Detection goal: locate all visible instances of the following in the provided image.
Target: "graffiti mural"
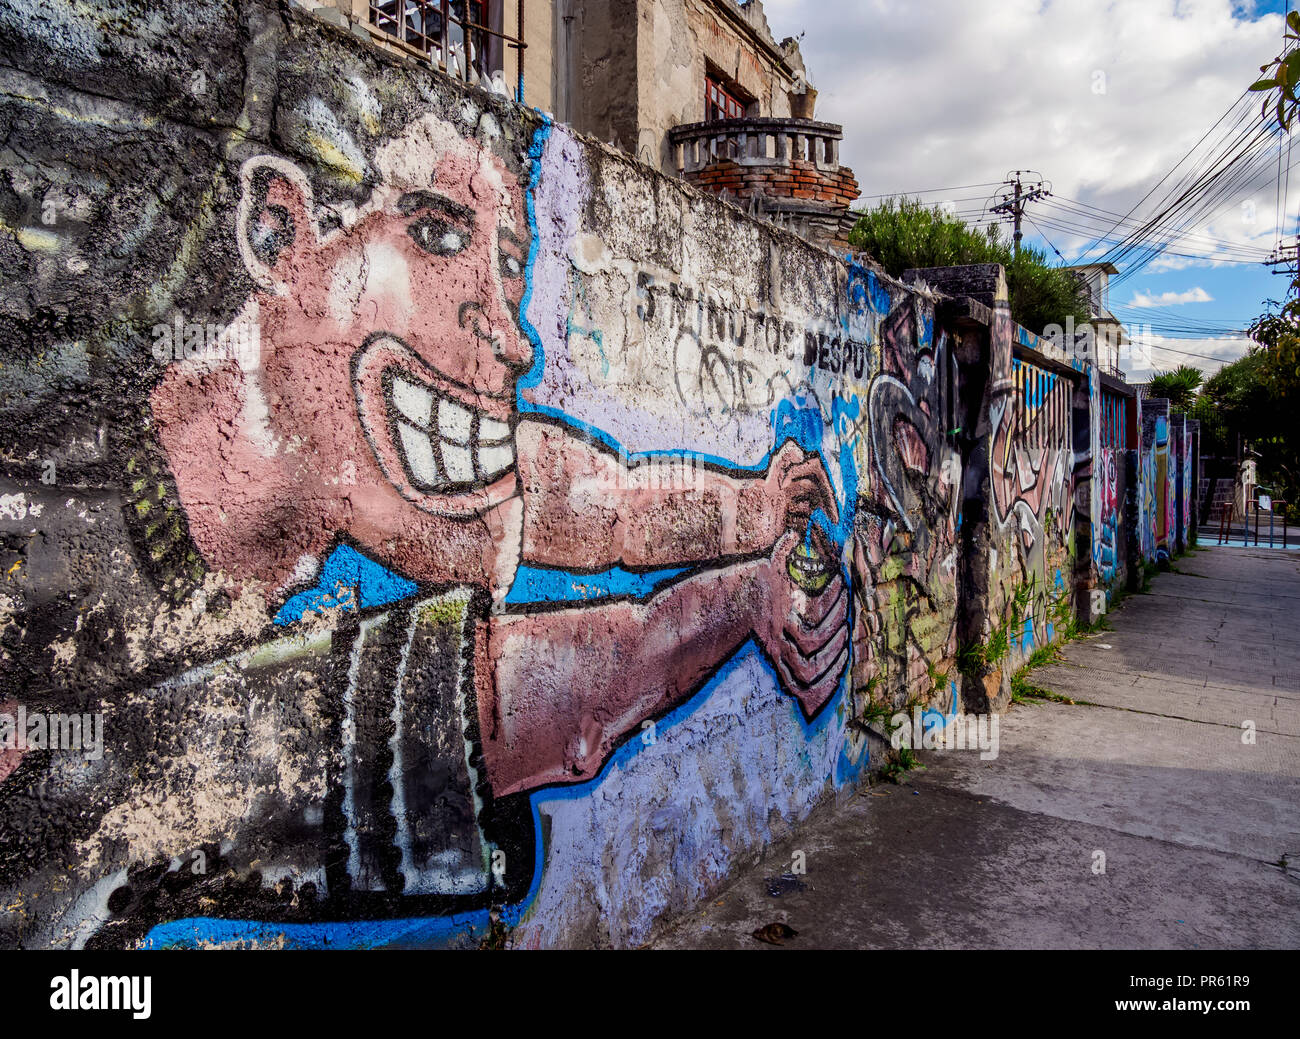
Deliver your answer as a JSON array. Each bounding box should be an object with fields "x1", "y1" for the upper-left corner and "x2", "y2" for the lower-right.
[
  {"x1": 988, "y1": 349, "x2": 1074, "y2": 658},
  {"x1": 148, "y1": 116, "x2": 855, "y2": 945},
  {"x1": 850, "y1": 284, "x2": 963, "y2": 721},
  {"x1": 1096, "y1": 448, "x2": 1120, "y2": 586},
  {"x1": 1093, "y1": 387, "x2": 1131, "y2": 597},
  {"x1": 1134, "y1": 399, "x2": 1196, "y2": 566},
  {"x1": 0, "y1": 8, "x2": 931, "y2": 948}
]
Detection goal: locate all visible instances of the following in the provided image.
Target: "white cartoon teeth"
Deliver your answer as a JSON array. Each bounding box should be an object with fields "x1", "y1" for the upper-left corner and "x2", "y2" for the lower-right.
[
  {"x1": 398, "y1": 421, "x2": 441, "y2": 485},
  {"x1": 438, "y1": 397, "x2": 473, "y2": 443},
  {"x1": 442, "y1": 443, "x2": 475, "y2": 484},
  {"x1": 390, "y1": 373, "x2": 515, "y2": 490},
  {"x1": 477, "y1": 443, "x2": 513, "y2": 478},
  {"x1": 480, "y1": 416, "x2": 510, "y2": 442},
  {"x1": 392, "y1": 377, "x2": 433, "y2": 426}
]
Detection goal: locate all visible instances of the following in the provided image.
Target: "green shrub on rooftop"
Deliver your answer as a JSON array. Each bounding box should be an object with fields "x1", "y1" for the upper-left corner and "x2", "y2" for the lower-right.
[{"x1": 848, "y1": 196, "x2": 1093, "y2": 335}]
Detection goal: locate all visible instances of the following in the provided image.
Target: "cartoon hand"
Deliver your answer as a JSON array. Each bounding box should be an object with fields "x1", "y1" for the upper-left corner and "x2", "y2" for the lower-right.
[
  {"x1": 760, "y1": 529, "x2": 851, "y2": 718},
  {"x1": 742, "y1": 441, "x2": 839, "y2": 555}
]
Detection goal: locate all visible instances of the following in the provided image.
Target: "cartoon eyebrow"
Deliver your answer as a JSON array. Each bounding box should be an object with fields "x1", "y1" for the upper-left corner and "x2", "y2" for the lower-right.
[
  {"x1": 498, "y1": 226, "x2": 525, "y2": 251},
  {"x1": 397, "y1": 191, "x2": 475, "y2": 225}
]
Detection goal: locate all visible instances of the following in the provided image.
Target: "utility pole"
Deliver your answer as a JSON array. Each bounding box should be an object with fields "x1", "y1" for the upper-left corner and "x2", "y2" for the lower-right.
[
  {"x1": 1264, "y1": 238, "x2": 1299, "y2": 281},
  {"x1": 990, "y1": 171, "x2": 1051, "y2": 256}
]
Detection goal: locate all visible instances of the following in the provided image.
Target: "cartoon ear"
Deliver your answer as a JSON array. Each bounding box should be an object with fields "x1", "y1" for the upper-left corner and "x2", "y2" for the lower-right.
[{"x1": 237, "y1": 156, "x2": 318, "y2": 295}]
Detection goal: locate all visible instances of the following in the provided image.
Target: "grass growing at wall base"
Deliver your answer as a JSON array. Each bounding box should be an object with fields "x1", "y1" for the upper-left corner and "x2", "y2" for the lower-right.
[
  {"x1": 1008, "y1": 620, "x2": 1107, "y2": 706},
  {"x1": 848, "y1": 676, "x2": 937, "y2": 785},
  {"x1": 956, "y1": 579, "x2": 1073, "y2": 681},
  {"x1": 879, "y1": 745, "x2": 924, "y2": 784}
]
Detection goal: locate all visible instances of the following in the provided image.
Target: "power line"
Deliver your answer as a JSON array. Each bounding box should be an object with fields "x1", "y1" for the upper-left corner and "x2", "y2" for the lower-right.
[
  {"x1": 1041, "y1": 196, "x2": 1273, "y2": 258},
  {"x1": 1024, "y1": 214, "x2": 1069, "y2": 263},
  {"x1": 1073, "y1": 89, "x2": 1256, "y2": 260},
  {"x1": 989, "y1": 170, "x2": 1052, "y2": 256},
  {"x1": 856, "y1": 181, "x2": 1003, "y2": 201}
]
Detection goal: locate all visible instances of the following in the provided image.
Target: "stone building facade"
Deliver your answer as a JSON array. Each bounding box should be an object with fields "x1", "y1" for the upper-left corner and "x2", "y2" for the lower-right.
[{"x1": 302, "y1": 0, "x2": 860, "y2": 250}]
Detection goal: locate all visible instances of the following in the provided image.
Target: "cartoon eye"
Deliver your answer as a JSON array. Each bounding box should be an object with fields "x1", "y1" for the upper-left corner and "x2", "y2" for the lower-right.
[
  {"x1": 408, "y1": 216, "x2": 469, "y2": 256},
  {"x1": 499, "y1": 250, "x2": 523, "y2": 279}
]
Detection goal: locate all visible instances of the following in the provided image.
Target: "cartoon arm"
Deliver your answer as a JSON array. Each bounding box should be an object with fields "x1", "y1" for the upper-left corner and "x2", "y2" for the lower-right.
[
  {"x1": 517, "y1": 419, "x2": 838, "y2": 570},
  {"x1": 476, "y1": 530, "x2": 850, "y2": 797}
]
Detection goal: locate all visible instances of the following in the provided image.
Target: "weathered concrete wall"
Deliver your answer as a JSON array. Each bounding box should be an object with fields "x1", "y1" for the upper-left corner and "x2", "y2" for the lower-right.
[
  {"x1": 555, "y1": 0, "x2": 640, "y2": 153},
  {"x1": 0, "y1": 0, "x2": 956, "y2": 949},
  {"x1": 0, "y1": 0, "x2": 1193, "y2": 950}
]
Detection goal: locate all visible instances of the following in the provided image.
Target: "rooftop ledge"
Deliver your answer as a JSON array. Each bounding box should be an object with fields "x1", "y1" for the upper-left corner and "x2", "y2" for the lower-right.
[{"x1": 669, "y1": 117, "x2": 846, "y2": 173}]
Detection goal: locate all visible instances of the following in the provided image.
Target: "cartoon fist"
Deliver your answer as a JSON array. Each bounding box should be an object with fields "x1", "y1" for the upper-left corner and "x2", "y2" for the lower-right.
[
  {"x1": 758, "y1": 527, "x2": 851, "y2": 717},
  {"x1": 738, "y1": 440, "x2": 840, "y2": 557}
]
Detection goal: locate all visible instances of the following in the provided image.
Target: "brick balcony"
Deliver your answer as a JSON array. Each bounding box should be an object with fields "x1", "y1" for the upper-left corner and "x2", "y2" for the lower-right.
[{"x1": 668, "y1": 117, "x2": 860, "y2": 251}]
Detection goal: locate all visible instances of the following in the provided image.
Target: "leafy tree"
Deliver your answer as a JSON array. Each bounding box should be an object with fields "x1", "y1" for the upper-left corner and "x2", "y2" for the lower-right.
[
  {"x1": 1249, "y1": 10, "x2": 1300, "y2": 132},
  {"x1": 1248, "y1": 296, "x2": 1300, "y2": 405},
  {"x1": 1191, "y1": 352, "x2": 1270, "y2": 458},
  {"x1": 1190, "y1": 292, "x2": 1300, "y2": 510},
  {"x1": 1244, "y1": 294, "x2": 1300, "y2": 505},
  {"x1": 1146, "y1": 364, "x2": 1203, "y2": 411},
  {"x1": 1238, "y1": 20, "x2": 1300, "y2": 510},
  {"x1": 848, "y1": 197, "x2": 1092, "y2": 335}
]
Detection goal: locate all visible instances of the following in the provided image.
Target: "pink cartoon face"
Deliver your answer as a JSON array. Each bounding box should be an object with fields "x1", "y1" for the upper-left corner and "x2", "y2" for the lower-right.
[{"x1": 243, "y1": 114, "x2": 533, "y2": 521}]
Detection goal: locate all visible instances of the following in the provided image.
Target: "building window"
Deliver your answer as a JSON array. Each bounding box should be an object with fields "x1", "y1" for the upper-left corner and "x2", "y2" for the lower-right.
[
  {"x1": 370, "y1": 1, "x2": 493, "y2": 81},
  {"x1": 705, "y1": 75, "x2": 746, "y2": 122}
]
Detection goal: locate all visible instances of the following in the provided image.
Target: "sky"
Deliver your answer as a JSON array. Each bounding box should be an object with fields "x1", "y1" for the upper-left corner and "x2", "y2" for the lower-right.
[{"x1": 759, "y1": 0, "x2": 1299, "y2": 380}]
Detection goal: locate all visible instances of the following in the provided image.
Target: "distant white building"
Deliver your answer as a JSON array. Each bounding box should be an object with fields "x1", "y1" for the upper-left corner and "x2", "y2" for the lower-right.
[{"x1": 1068, "y1": 262, "x2": 1129, "y2": 377}]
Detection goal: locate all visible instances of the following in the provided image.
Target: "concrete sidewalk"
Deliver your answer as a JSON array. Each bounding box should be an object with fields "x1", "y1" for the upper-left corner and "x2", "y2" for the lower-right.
[{"x1": 653, "y1": 546, "x2": 1300, "y2": 949}]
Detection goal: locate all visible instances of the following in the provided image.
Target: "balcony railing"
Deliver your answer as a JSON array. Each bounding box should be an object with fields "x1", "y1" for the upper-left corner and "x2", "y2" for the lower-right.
[{"x1": 669, "y1": 117, "x2": 845, "y2": 174}]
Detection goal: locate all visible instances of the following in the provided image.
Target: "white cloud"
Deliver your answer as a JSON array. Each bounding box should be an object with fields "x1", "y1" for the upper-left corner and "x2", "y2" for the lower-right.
[
  {"x1": 764, "y1": 0, "x2": 1291, "y2": 261},
  {"x1": 1121, "y1": 332, "x2": 1252, "y2": 381},
  {"x1": 1127, "y1": 286, "x2": 1215, "y2": 307}
]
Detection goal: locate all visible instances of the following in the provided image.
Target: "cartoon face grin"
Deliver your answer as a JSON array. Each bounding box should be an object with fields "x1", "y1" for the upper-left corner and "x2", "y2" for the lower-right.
[
  {"x1": 386, "y1": 369, "x2": 515, "y2": 491},
  {"x1": 353, "y1": 333, "x2": 520, "y2": 516}
]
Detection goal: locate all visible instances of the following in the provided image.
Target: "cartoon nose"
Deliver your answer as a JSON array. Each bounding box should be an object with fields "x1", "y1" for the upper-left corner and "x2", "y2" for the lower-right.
[{"x1": 458, "y1": 300, "x2": 533, "y2": 373}]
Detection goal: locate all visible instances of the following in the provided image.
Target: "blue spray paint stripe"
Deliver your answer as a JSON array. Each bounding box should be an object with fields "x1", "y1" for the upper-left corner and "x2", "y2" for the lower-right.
[
  {"x1": 517, "y1": 117, "x2": 554, "y2": 393},
  {"x1": 274, "y1": 545, "x2": 418, "y2": 625},
  {"x1": 142, "y1": 910, "x2": 494, "y2": 950},
  {"x1": 505, "y1": 563, "x2": 687, "y2": 604}
]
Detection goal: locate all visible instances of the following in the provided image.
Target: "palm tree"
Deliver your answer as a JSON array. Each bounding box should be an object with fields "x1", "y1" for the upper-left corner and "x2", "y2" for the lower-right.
[{"x1": 1146, "y1": 365, "x2": 1203, "y2": 411}]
